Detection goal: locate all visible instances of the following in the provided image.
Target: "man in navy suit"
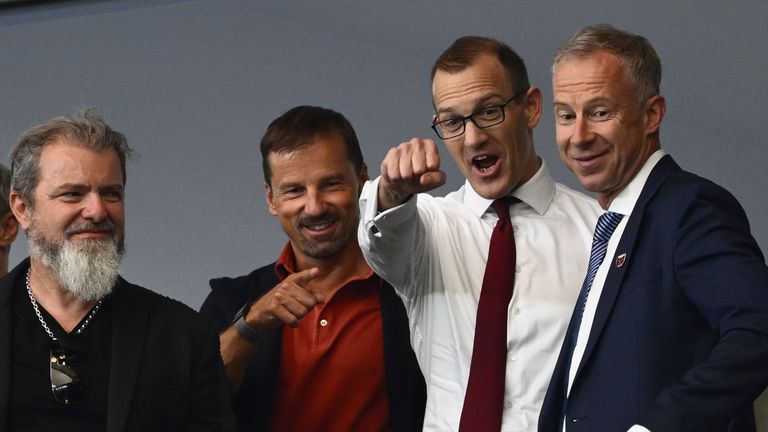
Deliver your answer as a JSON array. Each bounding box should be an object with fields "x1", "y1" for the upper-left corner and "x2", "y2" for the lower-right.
[{"x1": 539, "y1": 24, "x2": 768, "y2": 431}]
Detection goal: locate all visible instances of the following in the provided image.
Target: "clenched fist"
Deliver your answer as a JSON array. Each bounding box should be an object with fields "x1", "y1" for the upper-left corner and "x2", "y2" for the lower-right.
[{"x1": 378, "y1": 137, "x2": 447, "y2": 210}]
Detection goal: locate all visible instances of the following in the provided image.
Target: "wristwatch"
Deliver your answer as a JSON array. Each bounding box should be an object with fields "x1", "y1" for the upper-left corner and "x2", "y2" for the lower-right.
[{"x1": 232, "y1": 302, "x2": 262, "y2": 343}]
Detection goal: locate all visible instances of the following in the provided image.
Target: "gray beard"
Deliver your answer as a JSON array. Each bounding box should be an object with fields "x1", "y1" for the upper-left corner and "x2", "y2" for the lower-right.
[{"x1": 28, "y1": 235, "x2": 123, "y2": 302}]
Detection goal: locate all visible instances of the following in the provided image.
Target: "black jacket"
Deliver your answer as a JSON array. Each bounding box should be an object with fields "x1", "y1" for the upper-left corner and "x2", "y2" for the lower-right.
[{"x1": 0, "y1": 259, "x2": 235, "y2": 432}]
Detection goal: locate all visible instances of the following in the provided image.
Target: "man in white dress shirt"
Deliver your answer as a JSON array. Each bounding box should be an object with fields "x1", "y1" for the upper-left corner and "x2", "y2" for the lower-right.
[{"x1": 358, "y1": 36, "x2": 600, "y2": 431}]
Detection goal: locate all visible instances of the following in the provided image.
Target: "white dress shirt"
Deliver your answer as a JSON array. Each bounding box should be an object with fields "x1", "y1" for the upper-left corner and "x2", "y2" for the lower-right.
[
  {"x1": 359, "y1": 161, "x2": 600, "y2": 431},
  {"x1": 565, "y1": 150, "x2": 666, "y2": 432}
]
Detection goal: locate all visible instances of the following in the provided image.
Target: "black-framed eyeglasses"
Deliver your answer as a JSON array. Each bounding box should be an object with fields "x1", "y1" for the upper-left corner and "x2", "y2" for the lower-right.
[
  {"x1": 431, "y1": 87, "x2": 529, "y2": 139},
  {"x1": 50, "y1": 340, "x2": 85, "y2": 405}
]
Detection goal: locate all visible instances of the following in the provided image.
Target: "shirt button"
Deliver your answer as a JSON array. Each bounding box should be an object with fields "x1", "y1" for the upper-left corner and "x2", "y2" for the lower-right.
[
  {"x1": 512, "y1": 225, "x2": 519, "y2": 233},
  {"x1": 504, "y1": 400, "x2": 513, "y2": 409},
  {"x1": 510, "y1": 353, "x2": 518, "y2": 361},
  {"x1": 515, "y1": 266, "x2": 521, "y2": 273},
  {"x1": 512, "y1": 307, "x2": 520, "y2": 315},
  {"x1": 320, "y1": 319, "x2": 328, "y2": 327}
]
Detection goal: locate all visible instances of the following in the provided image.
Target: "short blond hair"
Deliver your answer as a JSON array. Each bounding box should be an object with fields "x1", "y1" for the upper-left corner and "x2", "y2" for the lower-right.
[{"x1": 554, "y1": 24, "x2": 661, "y2": 103}]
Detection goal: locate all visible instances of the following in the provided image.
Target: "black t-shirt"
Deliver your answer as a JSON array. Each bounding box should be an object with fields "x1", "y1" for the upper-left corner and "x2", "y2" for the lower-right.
[{"x1": 9, "y1": 279, "x2": 112, "y2": 432}]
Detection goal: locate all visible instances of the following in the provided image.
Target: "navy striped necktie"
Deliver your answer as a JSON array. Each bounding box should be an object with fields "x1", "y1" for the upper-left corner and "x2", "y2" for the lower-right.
[
  {"x1": 574, "y1": 210, "x2": 624, "y2": 341},
  {"x1": 561, "y1": 211, "x2": 624, "y2": 422}
]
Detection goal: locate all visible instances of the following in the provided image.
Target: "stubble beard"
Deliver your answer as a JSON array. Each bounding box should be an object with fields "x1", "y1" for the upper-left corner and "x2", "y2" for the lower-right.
[
  {"x1": 299, "y1": 235, "x2": 346, "y2": 259},
  {"x1": 297, "y1": 209, "x2": 357, "y2": 260}
]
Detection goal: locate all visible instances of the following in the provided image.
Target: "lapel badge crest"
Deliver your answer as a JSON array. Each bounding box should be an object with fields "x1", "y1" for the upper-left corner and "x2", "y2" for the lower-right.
[{"x1": 615, "y1": 253, "x2": 627, "y2": 268}]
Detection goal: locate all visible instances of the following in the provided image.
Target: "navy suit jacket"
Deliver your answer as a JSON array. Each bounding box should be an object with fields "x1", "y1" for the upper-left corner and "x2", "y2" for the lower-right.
[
  {"x1": 0, "y1": 259, "x2": 235, "y2": 432},
  {"x1": 200, "y1": 262, "x2": 426, "y2": 432},
  {"x1": 539, "y1": 156, "x2": 768, "y2": 432}
]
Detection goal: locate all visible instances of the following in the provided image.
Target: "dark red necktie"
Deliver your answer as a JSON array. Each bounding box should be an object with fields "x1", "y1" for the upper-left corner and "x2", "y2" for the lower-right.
[{"x1": 459, "y1": 197, "x2": 518, "y2": 432}]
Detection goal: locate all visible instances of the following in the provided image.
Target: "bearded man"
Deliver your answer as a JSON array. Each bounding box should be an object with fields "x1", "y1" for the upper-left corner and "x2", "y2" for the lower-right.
[{"x1": 0, "y1": 111, "x2": 234, "y2": 432}]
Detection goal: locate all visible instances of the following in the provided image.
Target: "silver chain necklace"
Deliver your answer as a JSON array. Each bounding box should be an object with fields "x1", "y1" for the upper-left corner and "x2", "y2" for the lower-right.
[{"x1": 25, "y1": 268, "x2": 103, "y2": 340}]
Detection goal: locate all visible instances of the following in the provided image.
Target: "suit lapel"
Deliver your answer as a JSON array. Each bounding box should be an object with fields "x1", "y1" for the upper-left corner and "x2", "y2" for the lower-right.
[
  {"x1": 106, "y1": 279, "x2": 150, "y2": 432},
  {"x1": 573, "y1": 156, "x2": 681, "y2": 382}
]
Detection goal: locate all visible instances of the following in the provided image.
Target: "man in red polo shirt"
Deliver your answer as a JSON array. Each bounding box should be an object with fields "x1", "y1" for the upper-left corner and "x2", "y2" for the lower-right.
[{"x1": 200, "y1": 105, "x2": 425, "y2": 432}]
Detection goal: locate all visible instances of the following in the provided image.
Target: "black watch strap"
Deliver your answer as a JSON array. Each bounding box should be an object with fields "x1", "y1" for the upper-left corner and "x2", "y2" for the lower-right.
[{"x1": 232, "y1": 302, "x2": 262, "y2": 343}]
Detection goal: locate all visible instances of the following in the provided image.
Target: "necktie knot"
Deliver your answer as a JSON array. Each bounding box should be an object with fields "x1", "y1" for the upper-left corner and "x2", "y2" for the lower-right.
[
  {"x1": 594, "y1": 211, "x2": 623, "y2": 243},
  {"x1": 490, "y1": 196, "x2": 519, "y2": 222}
]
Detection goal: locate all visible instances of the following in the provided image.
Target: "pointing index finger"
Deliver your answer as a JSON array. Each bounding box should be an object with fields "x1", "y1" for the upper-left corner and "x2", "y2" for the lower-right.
[{"x1": 291, "y1": 267, "x2": 320, "y2": 287}]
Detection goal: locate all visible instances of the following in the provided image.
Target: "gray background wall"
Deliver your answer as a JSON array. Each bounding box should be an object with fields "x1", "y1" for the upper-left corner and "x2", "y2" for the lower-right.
[{"x1": 1, "y1": 0, "x2": 767, "y2": 421}]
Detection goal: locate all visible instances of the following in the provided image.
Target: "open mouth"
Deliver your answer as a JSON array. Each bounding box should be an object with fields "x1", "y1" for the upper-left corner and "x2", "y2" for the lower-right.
[{"x1": 472, "y1": 155, "x2": 499, "y2": 173}]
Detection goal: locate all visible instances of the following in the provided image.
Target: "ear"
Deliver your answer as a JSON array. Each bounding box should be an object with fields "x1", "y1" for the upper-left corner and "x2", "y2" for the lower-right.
[
  {"x1": 356, "y1": 164, "x2": 370, "y2": 196},
  {"x1": 644, "y1": 94, "x2": 666, "y2": 135},
  {"x1": 0, "y1": 212, "x2": 19, "y2": 246},
  {"x1": 265, "y1": 183, "x2": 278, "y2": 216},
  {"x1": 524, "y1": 86, "x2": 543, "y2": 130},
  {"x1": 9, "y1": 191, "x2": 31, "y2": 231}
]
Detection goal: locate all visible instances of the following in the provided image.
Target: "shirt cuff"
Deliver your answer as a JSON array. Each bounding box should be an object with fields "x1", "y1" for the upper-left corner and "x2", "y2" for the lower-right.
[{"x1": 359, "y1": 176, "x2": 418, "y2": 236}]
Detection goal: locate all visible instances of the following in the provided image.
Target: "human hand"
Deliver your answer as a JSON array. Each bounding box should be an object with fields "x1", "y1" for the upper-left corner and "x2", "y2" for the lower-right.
[
  {"x1": 245, "y1": 267, "x2": 323, "y2": 329},
  {"x1": 378, "y1": 137, "x2": 447, "y2": 210}
]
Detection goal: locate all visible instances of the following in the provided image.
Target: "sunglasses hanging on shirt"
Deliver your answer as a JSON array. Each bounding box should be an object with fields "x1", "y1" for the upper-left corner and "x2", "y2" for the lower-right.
[{"x1": 25, "y1": 268, "x2": 103, "y2": 405}]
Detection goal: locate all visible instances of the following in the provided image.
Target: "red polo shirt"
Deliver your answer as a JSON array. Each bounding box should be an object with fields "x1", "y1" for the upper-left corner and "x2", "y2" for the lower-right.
[{"x1": 268, "y1": 244, "x2": 391, "y2": 432}]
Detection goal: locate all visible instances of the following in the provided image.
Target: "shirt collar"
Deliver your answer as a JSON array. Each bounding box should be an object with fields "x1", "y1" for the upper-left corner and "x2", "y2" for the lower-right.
[
  {"x1": 273, "y1": 241, "x2": 377, "y2": 283},
  {"x1": 463, "y1": 158, "x2": 555, "y2": 218},
  {"x1": 274, "y1": 242, "x2": 297, "y2": 280},
  {"x1": 608, "y1": 149, "x2": 666, "y2": 216},
  {"x1": 464, "y1": 159, "x2": 555, "y2": 217}
]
